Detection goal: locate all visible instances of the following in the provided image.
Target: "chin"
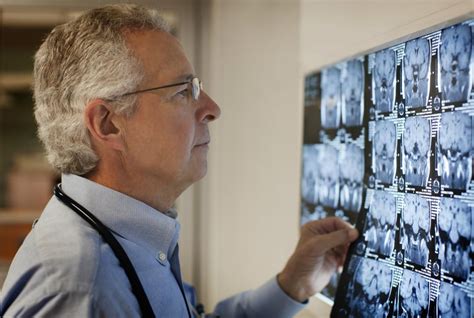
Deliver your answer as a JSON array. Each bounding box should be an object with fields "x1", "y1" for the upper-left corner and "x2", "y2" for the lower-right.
[
  {"x1": 188, "y1": 162, "x2": 208, "y2": 184},
  {"x1": 195, "y1": 165, "x2": 208, "y2": 181}
]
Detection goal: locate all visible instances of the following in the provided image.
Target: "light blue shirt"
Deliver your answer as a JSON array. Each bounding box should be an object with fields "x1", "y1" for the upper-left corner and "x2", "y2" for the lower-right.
[{"x1": 1, "y1": 174, "x2": 306, "y2": 317}]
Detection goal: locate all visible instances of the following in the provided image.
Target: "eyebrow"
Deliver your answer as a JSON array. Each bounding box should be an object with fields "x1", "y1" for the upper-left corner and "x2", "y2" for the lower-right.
[{"x1": 175, "y1": 73, "x2": 194, "y2": 82}]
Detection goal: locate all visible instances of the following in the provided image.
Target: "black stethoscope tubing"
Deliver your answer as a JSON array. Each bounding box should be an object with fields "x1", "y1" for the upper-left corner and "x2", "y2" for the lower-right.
[{"x1": 54, "y1": 184, "x2": 157, "y2": 317}]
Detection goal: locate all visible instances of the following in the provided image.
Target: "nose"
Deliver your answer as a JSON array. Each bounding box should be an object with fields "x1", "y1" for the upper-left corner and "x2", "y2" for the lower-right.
[{"x1": 197, "y1": 91, "x2": 221, "y2": 123}]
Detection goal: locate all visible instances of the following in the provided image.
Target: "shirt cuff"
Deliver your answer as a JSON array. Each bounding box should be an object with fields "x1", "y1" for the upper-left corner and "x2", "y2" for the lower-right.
[{"x1": 249, "y1": 276, "x2": 307, "y2": 317}]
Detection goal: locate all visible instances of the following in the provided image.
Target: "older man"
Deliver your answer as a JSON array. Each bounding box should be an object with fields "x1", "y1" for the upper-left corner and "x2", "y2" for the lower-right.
[{"x1": 0, "y1": 4, "x2": 357, "y2": 317}]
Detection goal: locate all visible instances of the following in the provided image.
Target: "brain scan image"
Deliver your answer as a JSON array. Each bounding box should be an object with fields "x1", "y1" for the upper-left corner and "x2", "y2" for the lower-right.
[
  {"x1": 346, "y1": 257, "x2": 393, "y2": 318},
  {"x1": 301, "y1": 205, "x2": 326, "y2": 226},
  {"x1": 373, "y1": 49, "x2": 397, "y2": 113},
  {"x1": 403, "y1": 38, "x2": 431, "y2": 108},
  {"x1": 399, "y1": 270, "x2": 429, "y2": 317},
  {"x1": 301, "y1": 145, "x2": 319, "y2": 204},
  {"x1": 402, "y1": 194, "x2": 431, "y2": 267},
  {"x1": 437, "y1": 111, "x2": 473, "y2": 190},
  {"x1": 439, "y1": 24, "x2": 472, "y2": 103},
  {"x1": 342, "y1": 60, "x2": 365, "y2": 126},
  {"x1": 317, "y1": 145, "x2": 339, "y2": 208},
  {"x1": 438, "y1": 197, "x2": 472, "y2": 280},
  {"x1": 438, "y1": 282, "x2": 471, "y2": 318},
  {"x1": 403, "y1": 116, "x2": 431, "y2": 187},
  {"x1": 365, "y1": 191, "x2": 396, "y2": 257},
  {"x1": 339, "y1": 144, "x2": 365, "y2": 212},
  {"x1": 321, "y1": 67, "x2": 341, "y2": 129},
  {"x1": 374, "y1": 120, "x2": 397, "y2": 185}
]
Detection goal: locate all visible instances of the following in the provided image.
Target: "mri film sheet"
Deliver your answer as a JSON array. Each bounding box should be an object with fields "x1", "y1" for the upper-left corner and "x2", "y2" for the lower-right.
[
  {"x1": 403, "y1": 116, "x2": 431, "y2": 187},
  {"x1": 373, "y1": 49, "x2": 397, "y2": 113},
  {"x1": 317, "y1": 144, "x2": 340, "y2": 208},
  {"x1": 342, "y1": 60, "x2": 365, "y2": 127},
  {"x1": 373, "y1": 120, "x2": 397, "y2": 185},
  {"x1": 339, "y1": 144, "x2": 364, "y2": 212},
  {"x1": 301, "y1": 18, "x2": 474, "y2": 310},
  {"x1": 403, "y1": 38, "x2": 431, "y2": 109},
  {"x1": 437, "y1": 111, "x2": 473, "y2": 191},
  {"x1": 438, "y1": 281, "x2": 471, "y2": 317},
  {"x1": 332, "y1": 256, "x2": 393, "y2": 318},
  {"x1": 398, "y1": 270, "x2": 430, "y2": 317},
  {"x1": 364, "y1": 191, "x2": 397, "y2": 257},
  {"x1": 301, "y1": 145, "x2": 319, "y2": 205},
  {"x1": 438, "y1": 197, "x2": 472, "y2": 281},
  {"x1": 321, "y1": 67, "x2": 342, "y2": 129},
  {"x1": 402, "y1": 194, "x2": 431, "y2": 267},
  {"x1": 439, "y1": 23, "x2": 472, "y2": 104}
]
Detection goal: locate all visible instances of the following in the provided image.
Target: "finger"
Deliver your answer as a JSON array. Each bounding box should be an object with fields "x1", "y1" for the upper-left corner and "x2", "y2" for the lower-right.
[
  {"x1": 304, "y1": 216, "x2": 354, "y2": 235},
  {"x1": 337, "y1": 244, "x2": 351, "y2": 266},
  {"x1": 330, "y1": 242, "x2": 351, "y2": 264},
  {"x1": 312, "y1": 227, "x2": 359, "y2": 255}
]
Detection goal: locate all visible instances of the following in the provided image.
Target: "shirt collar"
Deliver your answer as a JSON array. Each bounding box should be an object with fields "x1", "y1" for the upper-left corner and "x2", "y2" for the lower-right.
[{"x1": 61, "y1": 173, "x2": 180, "y2": 258}]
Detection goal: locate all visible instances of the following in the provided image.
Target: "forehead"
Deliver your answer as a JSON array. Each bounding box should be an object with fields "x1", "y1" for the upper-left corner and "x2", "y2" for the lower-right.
[{"x1": 124, "y1": 30, "x2": 193, "y2": 82}]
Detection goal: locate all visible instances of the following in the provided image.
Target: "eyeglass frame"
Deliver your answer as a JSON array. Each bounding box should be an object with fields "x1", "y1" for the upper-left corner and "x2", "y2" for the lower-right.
[{"x1": 120, "y1": 77, "x2": 202, "y2": 100}]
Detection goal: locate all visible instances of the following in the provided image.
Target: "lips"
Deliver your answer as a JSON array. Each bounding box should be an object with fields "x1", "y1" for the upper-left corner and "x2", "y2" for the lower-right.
[{"x1": 194, "y1": 140, "x2": 210, "y2": 147}]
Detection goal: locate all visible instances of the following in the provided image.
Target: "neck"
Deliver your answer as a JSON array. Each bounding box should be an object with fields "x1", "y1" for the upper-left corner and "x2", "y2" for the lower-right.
[{"x1": 85, "y1": 161, "x2": 179, "y2": 213}]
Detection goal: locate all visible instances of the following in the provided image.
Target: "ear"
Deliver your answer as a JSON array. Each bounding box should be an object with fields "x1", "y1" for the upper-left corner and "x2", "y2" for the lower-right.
[{"x1": 84, "y1": 99, "x2": 126, "y2": 152}]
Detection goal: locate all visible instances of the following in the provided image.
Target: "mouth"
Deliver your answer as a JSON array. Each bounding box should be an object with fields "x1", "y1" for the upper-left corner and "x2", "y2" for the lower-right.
[{"x1": 194, "y1": 140, "x2": 210, "y2": 148}]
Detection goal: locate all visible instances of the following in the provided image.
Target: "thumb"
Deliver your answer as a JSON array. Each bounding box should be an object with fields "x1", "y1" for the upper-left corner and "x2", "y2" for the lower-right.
[{"x1": 313, "y1": 227, "x2": 358, "y2": 255}]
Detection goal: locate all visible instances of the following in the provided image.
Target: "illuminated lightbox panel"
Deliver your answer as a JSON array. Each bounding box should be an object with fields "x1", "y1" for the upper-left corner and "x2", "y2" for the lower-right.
[{"x1": 300, "y1": 18, "x2": 474, "y2": 317}]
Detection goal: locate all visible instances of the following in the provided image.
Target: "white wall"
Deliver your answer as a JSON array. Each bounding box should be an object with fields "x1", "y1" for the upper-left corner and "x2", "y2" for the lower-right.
[
  {"x1": 197, "y1": 0, "x2": 302, "y2": 310},
  {"x1": 197, "y1": 0, "x2": 473, "y2": 317}
]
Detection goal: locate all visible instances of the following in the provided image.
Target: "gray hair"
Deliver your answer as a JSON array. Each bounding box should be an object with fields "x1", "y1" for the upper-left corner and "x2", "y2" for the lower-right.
[{"x1": 34, "y1": 4, "x2": 170, "y2": 175}]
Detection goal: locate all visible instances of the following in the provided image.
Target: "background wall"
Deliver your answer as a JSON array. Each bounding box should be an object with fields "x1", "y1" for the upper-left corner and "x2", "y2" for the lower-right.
[{"x1": 197, "y1": 0, "x2": 302, "y2": 310}]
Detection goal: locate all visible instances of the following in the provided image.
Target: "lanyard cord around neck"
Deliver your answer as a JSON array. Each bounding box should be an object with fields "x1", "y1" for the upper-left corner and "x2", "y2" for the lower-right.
[{"x1": 54, "y1": 184, "x2": 156, "y2": 318}]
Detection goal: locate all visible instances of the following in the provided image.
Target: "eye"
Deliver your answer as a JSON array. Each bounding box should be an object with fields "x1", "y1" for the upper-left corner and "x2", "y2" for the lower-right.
[{"x1": 175, "y1": 88, "x2": 188, "y2": 99}]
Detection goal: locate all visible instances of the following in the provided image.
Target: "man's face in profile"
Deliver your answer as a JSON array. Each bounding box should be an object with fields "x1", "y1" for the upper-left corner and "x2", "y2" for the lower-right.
[{"x1": 119, "y1": 30, "x2": 220, "y2": 191}]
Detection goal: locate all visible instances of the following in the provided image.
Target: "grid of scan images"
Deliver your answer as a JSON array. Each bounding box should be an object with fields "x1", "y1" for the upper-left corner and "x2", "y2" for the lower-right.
[{"x1": 300, "y1": 19, "x2": 474, "y2": 317}]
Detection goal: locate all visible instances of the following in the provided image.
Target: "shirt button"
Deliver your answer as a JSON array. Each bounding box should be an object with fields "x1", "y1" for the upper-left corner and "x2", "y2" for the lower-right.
[{"x1": 157, "y1": 251, "x2": 167, "y2": 265}]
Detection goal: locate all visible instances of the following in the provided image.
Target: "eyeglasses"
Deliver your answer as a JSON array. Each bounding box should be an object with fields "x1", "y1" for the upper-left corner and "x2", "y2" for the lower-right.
[{"x1": 121, "y1": 77, "x2": 202, "y2": 100}]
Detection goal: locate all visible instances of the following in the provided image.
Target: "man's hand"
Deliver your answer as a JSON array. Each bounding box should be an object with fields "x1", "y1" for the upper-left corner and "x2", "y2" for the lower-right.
[{"x1": 277, "y1": 217, "x2": 359, "y2": 302}]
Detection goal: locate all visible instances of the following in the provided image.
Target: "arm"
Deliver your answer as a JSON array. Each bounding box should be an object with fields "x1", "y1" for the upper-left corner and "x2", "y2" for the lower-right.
[{"x1": 212, "y1": 217, "x2": 358, "y2": 317}]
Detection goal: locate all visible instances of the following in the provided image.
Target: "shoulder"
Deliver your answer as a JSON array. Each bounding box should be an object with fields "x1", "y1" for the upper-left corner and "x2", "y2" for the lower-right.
[
  {"x1": 1, "y1": 196, "x2": 138, "y2": 317},
  {"x1": 2, "y1": 197, "x2": 103, "y2": 306},
  {"x1": 32, "y1": 196, "x2": 103, "y2": 291}
]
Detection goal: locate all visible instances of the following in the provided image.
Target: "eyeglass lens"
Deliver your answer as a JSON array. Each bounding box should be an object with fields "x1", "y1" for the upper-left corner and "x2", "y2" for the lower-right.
[{"x1": 192, "y1": 77, "x2": 202, "y2": 100}]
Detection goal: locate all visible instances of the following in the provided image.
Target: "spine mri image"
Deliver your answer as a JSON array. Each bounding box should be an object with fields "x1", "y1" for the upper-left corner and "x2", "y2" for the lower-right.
[{"x1": 301, "y1": 18, "x2": 474, "y2": 316}]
